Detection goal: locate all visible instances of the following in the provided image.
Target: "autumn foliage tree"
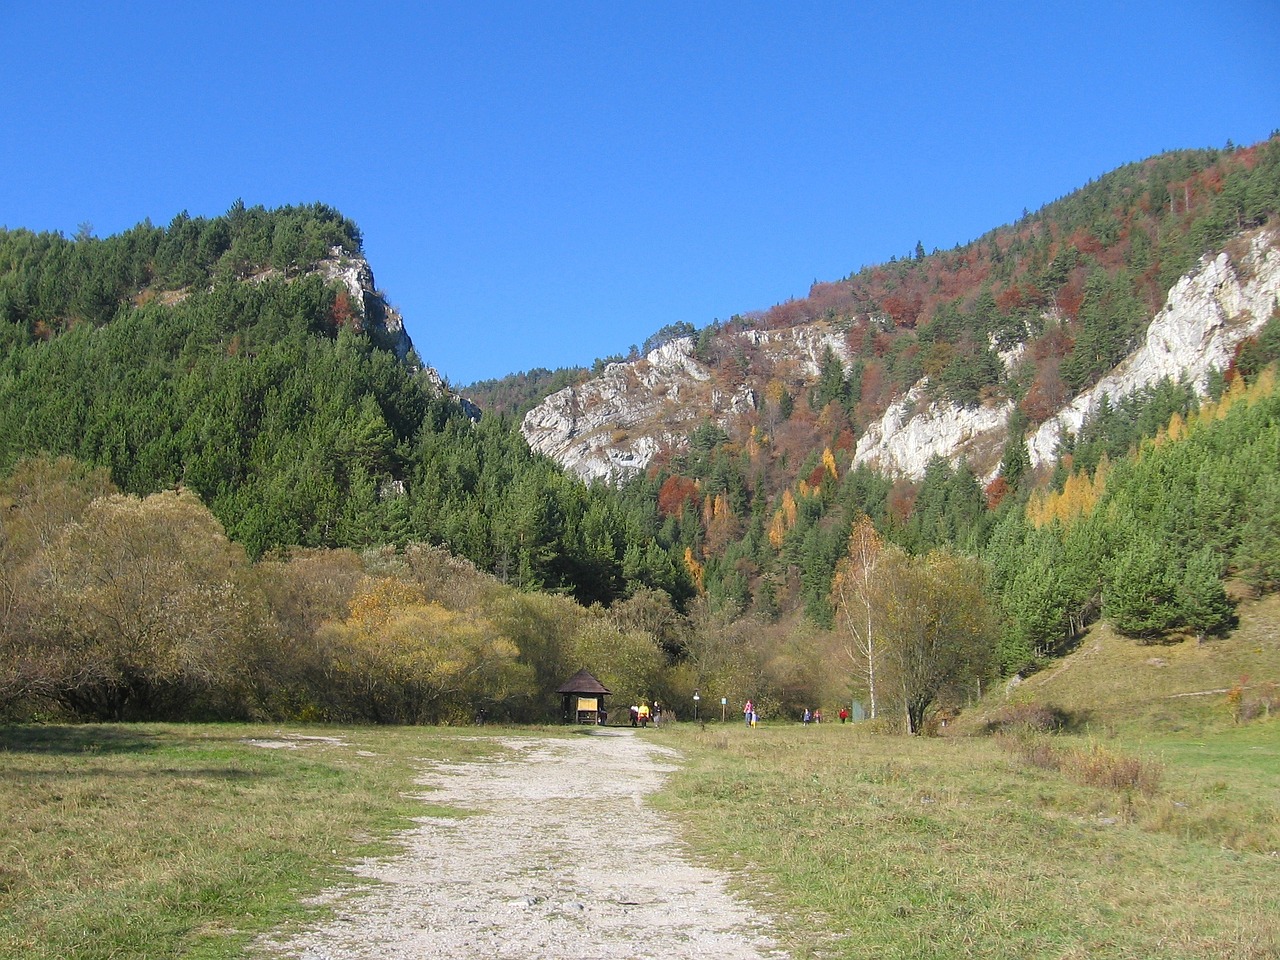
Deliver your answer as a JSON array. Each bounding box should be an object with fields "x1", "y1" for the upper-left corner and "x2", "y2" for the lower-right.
[
  {"x1": 32, "y1": 489, "x2": 267, "y2": 720},
  {"x1": 319, "y1": 576, "x2": 529, "y2": 724},
  {"x1": 878, "y1": 547, "x2": 996, "y2": 734}
]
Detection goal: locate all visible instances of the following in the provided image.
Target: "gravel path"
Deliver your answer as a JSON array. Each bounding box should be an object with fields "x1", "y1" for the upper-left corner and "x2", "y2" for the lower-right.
[{"x1": 259, "y1": 729, "x2": 789, "y2": 960}]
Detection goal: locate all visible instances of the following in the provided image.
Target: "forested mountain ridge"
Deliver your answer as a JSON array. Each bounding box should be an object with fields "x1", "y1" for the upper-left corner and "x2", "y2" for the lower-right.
[
  {"x1": 522, "y1": 137, "x2": 1280, "y2": 488},
  {"x1": 0, "y1": 203, "x2": 689, "y2": 605},
  {"x1": 514, "y1": 135, "x2": 1280, "y2": 667}
]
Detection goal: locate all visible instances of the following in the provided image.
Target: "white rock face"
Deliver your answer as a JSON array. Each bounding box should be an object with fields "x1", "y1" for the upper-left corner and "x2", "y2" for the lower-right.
[
  {"x1": 854, "y1": 227, "x2": 1280, "y2": 482},
  {"x1": 521, "y1": 323, "x2": 859, "y2": 482},
  {"x1": 739, "y1": 325, "x2": 853, "y2": 376},
  {"x1": 853, "y1": 387, "x2": 1015, "y2": 482},
  {"x1": 317, "y1": 247, "x2": 415, "y2": 364},
  {"x1": 524, "y1": 227, "x2": 1280, "y2": 486},
  {"x1": 522, "y1": 338, "x2": 718, "y2": 483},
  {"x1": 1026, "y1": 230, "x2": 1280, "y2": 469}
]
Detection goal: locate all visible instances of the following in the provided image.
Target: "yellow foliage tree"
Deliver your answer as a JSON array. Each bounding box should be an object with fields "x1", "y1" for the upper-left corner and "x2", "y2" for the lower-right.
[
  {"x1": 822, "y1": 446, "x2": 839, "y2": 480},
  {"x1": 830, "y1": 514, "x2": 888, "y2": 719},
  {"x1": 1027, "y1": 456, "x2": 1109, "y2": 528},
  {"x1": 37, "y1": 489, "x2": 265, "y2": 719},
  {"x1": 327, "y1": 580, "x2": 528, "y2": 724},
  {"x1": 767, "y1": 489, "x2": 798, "y2": 549},
  {"x1": 683, "y1": 546, "x2": 705, "y2": 593}
]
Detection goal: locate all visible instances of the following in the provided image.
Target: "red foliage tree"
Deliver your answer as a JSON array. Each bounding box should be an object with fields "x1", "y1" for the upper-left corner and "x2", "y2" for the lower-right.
[
  {"x1": 331, "y1": 288, "x2": 360, "y2": 331},
  {"x1": 984, "y1": 475, "x2": 1010, "y2": 510},
  {"x1": 657, "y1": 475, "x2": 700, "y2": 517},
  {"x1": 1021, "y1": 357, "x2": 1069, "y2": 424}
]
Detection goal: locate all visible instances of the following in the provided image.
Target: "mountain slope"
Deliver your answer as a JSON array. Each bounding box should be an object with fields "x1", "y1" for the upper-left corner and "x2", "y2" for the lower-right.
[{"x1": 522, "y1": 139, "x2": 1280, "y2": 483}]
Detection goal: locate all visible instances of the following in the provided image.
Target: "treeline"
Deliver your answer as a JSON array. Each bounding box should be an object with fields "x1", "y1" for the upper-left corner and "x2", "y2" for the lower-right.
[
  {"x1": 0, "y1": 201, "x2": 361, "y2": 335},
  {"x1": 626, "y1": 319, "x2": 1280, "y2": 673},
  {"x1": 0, "y1": 455, "x2": 883, "y2": 725},
  {"x1": 4, "y1": 175, "x2": 1280, "y2": 730},
  {"x1": 461, "y1": 365, "x2": 589, "y2": 420},
  {"x1": 987, "y1": 367, "x2": 1280, "y2": 672}
]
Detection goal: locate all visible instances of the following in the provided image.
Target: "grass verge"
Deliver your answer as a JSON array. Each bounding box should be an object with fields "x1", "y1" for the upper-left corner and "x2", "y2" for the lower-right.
[
  {"x1": 0, "y1": 723, "x2": 512, "y2": 960},
  {"x1": 651, "y1": 721, "x2": 1280, "y2": 960}
]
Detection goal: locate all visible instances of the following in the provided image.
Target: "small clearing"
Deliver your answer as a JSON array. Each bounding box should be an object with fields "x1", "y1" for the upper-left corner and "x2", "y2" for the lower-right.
[{"x1": 258, "y1": 729, "x2": 788, "y2": 960}]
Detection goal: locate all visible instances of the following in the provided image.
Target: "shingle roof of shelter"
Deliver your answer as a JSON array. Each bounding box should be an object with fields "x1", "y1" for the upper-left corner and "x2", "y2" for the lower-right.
[{"x1": 555, "y1": 669, "x2": 611, "y2": 695}]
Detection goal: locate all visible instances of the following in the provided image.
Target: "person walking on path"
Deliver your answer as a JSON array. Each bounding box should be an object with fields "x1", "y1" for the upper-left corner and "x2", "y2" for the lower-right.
[{"x1": 744, "y1": 699, "x2": 755, "y2": 726}]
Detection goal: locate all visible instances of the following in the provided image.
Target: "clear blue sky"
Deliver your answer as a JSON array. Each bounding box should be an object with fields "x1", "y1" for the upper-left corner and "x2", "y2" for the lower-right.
[{"x1": 4, "y1": 2, "x2": 1277, "y2": 386}]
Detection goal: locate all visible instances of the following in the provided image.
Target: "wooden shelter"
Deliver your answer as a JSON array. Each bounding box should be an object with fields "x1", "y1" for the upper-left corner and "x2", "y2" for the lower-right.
[{"x1": 556, "y1": 669, "x2": 611, "y2": 725}]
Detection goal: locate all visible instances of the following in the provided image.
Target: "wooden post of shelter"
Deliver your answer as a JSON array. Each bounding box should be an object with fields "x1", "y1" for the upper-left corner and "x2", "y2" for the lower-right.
[{"x1": 556, "y1": 669, "x2": 611, "y2": 725}]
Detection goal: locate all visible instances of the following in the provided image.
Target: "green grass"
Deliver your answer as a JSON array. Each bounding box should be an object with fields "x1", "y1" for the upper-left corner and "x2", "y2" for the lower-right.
[
  {"x1": 0, "y1": 723, "x2": 514, "y2": 960},
  {"x1": 976, "y1": 592, "x2": 1280, "y2": 736},
  {"x1": 651, "y1": 721, "x2": 1279, "y2": 959}
]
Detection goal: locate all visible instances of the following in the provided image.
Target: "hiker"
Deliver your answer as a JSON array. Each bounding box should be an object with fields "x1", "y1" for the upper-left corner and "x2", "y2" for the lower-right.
[
  {"x1": 629, "y1": 705, "x2": 639, "y2": 727},
  {"x1": 813, "y1": 708, "x2": 822, "y2": 724},
  {"x1": 652, "y1": 701, "x2": 662, "y2": 727},
  {"x1": 638, "y1": 702, "x2": 650, "y2": 727},
  {"x1": 839, "y1": 707, "x2": 849, "y2": 724},
  {"x1": 744, "y1": 699, "x2": 755, "y2": 726},
  {"x1": 802, "y1": 708, "x2": 811, "y2": 725}
]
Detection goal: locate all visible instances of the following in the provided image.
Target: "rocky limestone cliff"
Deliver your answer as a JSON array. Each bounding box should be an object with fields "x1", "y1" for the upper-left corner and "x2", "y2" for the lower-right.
[
  {"x1": 1024, "y1": 228, "x2": 1280, "y2": 470},
  {"x1": 521, "y1": 227, "x2": 1279, "y2": 487},
  {"x1": 316, "y1": 248, "x2": 416, "y2": 365},
  {"x1": 852, "y1": 385, "x2": 1016, "y2": 483},
  {"x1": 853, "y1": 226, "x2": 1280, "y2": 482},
  {"x1": 521, "y1": 324, "x2": 852, "y2": 483},
  {"x1": 521, "y1": 337, "x2": 745, "y2": 483}
]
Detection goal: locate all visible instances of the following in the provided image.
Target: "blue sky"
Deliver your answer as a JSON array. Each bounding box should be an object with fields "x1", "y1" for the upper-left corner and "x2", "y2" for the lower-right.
[{"x1": 4, "y1": 2, "x2": 1277, "y2": 386}]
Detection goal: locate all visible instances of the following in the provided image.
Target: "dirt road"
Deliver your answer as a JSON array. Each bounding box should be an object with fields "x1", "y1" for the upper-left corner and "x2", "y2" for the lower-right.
[{"x1": 259, "y1": 729, "x2": 789, "y2": 960}]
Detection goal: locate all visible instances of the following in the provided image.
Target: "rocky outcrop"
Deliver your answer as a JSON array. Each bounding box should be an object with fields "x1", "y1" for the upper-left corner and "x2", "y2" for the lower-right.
[
  {"x1": 853, "y1": 227, "x2": 1280, "y2": 482},
  {"x1": 1025, "y1": 228, "x2": 1280, "y2": 469},
  {"x1": 316, "y1": 248, "x2": 415, "y2": 364},
  {"x1": 521, "y1": 324, "x2": 855, "y2": 483},
  {"x1": 521, "y1": 338, "x2": 742, "y2": 483},
  {"x1": 522, "y1": 227, "x2": 1280, "y2": 487},
  {"x1": 852, "y1": 387, "x2": 1015, "y2": 482}
]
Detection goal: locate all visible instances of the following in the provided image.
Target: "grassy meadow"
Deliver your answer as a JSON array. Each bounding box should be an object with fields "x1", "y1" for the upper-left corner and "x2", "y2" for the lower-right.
[
  {"x1": 654, "y1": 720, "x2": 1277, "y2": 960},
  {"x1": 652, "y1": 597, "x2": 1280, "y2": 959}
]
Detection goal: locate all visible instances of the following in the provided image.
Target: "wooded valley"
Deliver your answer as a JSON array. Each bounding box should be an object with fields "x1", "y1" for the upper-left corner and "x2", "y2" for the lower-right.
[{"x1": 2, "y1": 140, "x2": 1278, "y2": 729}]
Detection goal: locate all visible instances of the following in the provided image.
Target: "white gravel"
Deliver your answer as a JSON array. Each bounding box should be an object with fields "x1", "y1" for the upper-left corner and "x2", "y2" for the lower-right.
[{"x1": 257, "y1": 729, "x2": 789, "y2": 960}]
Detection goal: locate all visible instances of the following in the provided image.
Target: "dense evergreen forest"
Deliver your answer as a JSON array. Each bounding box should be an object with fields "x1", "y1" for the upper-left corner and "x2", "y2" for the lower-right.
[
  {"x1": 0, "y1": 203, "x2": 689, "y2": 605},
  {"x1": 2, "y1": 139, "x2": 1279, "y2": 728}
]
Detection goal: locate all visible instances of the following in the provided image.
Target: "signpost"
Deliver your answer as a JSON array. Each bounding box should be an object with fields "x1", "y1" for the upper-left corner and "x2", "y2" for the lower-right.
[
  {"x1": 693, "y1": 691, "x2": 700, "y2": 722},
  {"x1": 720, "y1": 697, "x2": 727, "y2": 722}
]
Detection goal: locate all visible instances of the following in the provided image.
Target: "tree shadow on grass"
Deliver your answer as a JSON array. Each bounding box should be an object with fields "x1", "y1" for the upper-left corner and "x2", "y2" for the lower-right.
[{"x1": 0, "y1": 724, "x2": 164, "y2": 755}]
